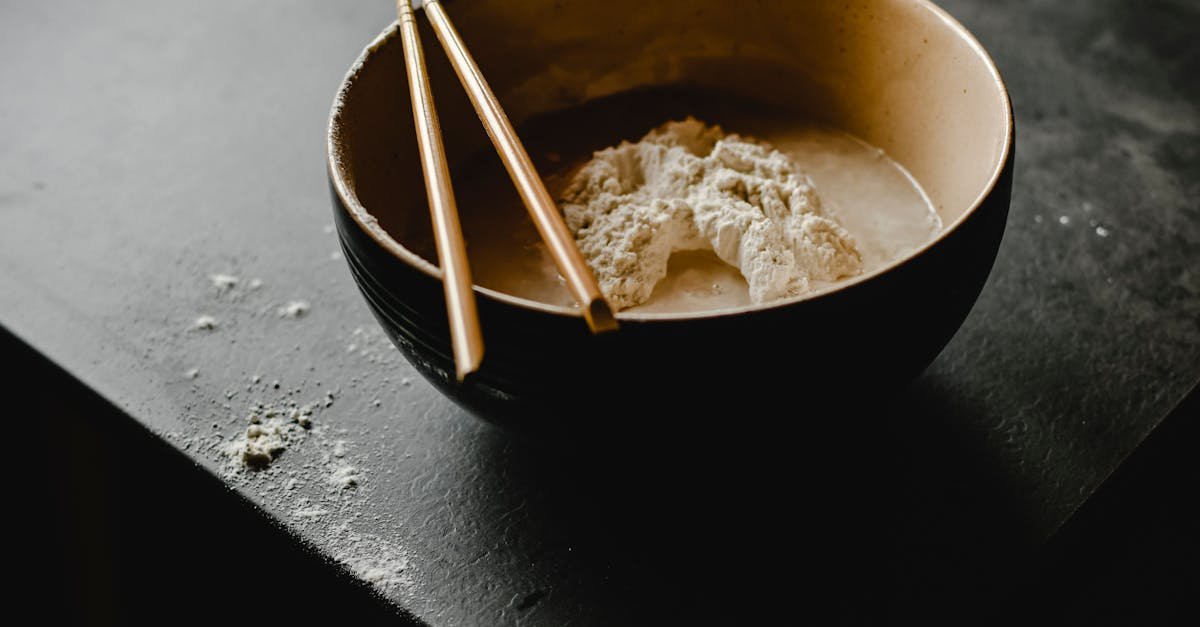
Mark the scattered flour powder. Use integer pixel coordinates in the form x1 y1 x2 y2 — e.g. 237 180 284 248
328 523 412 593
191 315 218 331
277 300 311 318
221 400 317 470
560 118 862 310
170 271 420 599
328 465 360 490
209 273 240 291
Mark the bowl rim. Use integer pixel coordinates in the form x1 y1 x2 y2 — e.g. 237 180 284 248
326 0 1014 323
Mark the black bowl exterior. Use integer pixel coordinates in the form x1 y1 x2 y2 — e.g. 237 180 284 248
330 141 1012 438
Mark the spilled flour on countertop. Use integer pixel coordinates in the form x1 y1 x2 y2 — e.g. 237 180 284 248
560 118 862 309
191 315 218 331
328 464 360 489
329 523 412 593
277 300 310 318
221 400 318 470
162 271 425 602
209 273 239 291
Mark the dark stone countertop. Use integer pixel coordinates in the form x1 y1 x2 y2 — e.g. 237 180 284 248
1 0 1196 623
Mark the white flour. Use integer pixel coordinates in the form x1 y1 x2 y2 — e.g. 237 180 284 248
328 465 360 489
191 315 218 331
277 300 311 318
168 272 419 600
221 401 317 470
209 273 239 291
560 118 862 309
328 523 412 593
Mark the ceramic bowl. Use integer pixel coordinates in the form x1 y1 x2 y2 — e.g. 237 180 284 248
327 0 1013 439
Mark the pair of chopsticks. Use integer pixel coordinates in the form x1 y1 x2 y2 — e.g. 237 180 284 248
395 0 617 381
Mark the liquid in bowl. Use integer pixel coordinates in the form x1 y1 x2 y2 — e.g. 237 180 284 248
403 87 944 314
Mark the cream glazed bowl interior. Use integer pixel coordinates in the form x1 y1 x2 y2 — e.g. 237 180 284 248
327 0 1013 439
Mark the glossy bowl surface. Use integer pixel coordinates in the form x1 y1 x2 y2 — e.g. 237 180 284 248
327 0 1014 438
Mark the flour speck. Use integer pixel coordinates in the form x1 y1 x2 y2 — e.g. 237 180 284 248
328 465 360 489
191 315 218 331
221 400 317 472
209 273 239 291
328 525 412 594
292 506 330 519
277 301 310 318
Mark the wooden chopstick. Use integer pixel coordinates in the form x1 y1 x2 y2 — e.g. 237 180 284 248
396 0 484 380
420 0 618 333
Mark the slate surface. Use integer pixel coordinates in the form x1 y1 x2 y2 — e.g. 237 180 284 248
1 0 1196 623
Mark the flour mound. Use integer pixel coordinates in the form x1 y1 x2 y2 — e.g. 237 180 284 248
560 118 862 310
221 401 315 470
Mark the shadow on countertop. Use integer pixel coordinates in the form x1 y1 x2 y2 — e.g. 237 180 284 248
457 375 1198 624
6 320 1197 625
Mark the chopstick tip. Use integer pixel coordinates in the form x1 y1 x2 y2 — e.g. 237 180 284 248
454 356 481 383
584 298 619 334
452 341 484 382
